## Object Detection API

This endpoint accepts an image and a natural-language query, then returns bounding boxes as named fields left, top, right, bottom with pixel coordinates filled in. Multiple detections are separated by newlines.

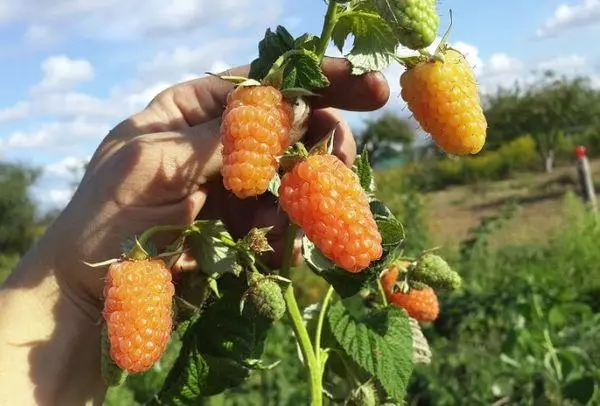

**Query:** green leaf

left=185, top=220, right=241, bottom=277
left=282, top=50, right=330, bottom=90
left=249, top=26, right=295, bottom=81
left=562, top=376, right=596, bottom=405
left=156, top=276, right=274, bottom=404
left=267, top=174, right=281, bottom=197
left=302, top=236, right=375, bottom=298
left=353, top=148, right=375, bottom=193
left=294, top=33, right=320, bottom=53
left=376, top=217, right=405, bottom=247
left=327, top=302, right=414, bottom=400
left=332, top=8, right=398, bottom=75
left=370, top=200, right=405, bottom=249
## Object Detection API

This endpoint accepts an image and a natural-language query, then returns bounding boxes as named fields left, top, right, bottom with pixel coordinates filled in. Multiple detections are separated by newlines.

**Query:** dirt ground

left=424, top=160, right=600, bottom=251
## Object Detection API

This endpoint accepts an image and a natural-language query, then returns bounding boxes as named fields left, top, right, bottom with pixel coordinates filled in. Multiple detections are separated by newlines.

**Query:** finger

left=313, top=57, right=390, bottom=111
left=303, top=108, right=357, bottom=167
left=117, top=57, right=388, bottom=136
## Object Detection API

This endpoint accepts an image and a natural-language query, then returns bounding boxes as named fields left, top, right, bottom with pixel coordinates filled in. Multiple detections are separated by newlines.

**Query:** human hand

left=37, top=57, right=390, bottom=316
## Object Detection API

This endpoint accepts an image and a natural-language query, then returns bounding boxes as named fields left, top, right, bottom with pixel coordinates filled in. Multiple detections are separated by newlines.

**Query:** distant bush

left=0, top=254, right=19, bottom=284
left=406, top=135, right=538, bottom=191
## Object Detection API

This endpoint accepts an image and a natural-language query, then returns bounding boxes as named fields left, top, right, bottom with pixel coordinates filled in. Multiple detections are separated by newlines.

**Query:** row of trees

left=357, top=71, right=600, bottom=173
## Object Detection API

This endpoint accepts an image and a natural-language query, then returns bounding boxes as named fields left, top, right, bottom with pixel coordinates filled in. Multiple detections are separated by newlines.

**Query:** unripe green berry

left=345, top=382, right=378, bottom=406
left=411, top=253, right=461, bottom=290
left=248, top=278, right=286, bottom=321
left=373, top=0, right=439, bottom=50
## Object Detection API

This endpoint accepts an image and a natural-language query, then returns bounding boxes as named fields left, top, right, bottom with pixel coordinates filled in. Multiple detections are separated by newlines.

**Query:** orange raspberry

left=221, top=85, right=293, bottom=198
left=279, top=154, right=383, bottom=273
left=381, top=267, right=439, bottom=322
left=400, top=48, right=487, bottom=155
left=102, top=259, right=174, bottom=373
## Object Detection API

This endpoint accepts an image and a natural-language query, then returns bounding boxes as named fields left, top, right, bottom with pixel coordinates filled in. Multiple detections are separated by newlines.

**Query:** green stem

left=316, top=1, right=340, bottom=60
left=284, top=285, right=322, bottom=405
left=280, top=224, right=299, bottom=278
left=314, top=285, right=335, bottom=366
left=137, top=224, right=187, bottom=246
left=280, top=222, right=321, bottom=405
left=377, top=277, right=389, bottom=306
left=543, top=329, right=563, bottom=382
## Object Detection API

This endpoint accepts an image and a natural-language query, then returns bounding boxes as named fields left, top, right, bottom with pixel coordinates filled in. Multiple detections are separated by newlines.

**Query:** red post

left=575, top=146, right=597, bottom=211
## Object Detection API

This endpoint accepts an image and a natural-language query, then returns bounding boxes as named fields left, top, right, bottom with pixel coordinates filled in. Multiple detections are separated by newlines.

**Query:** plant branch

left=284, top=285, right=322, bottom=405
left=316, top=1, right=340, bottom=60
left=314, top=285, right=335, bottom=366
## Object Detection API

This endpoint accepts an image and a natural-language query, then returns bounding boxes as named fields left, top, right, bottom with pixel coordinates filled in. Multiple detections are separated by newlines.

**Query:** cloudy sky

left=0, top=0, right=599, bottom=212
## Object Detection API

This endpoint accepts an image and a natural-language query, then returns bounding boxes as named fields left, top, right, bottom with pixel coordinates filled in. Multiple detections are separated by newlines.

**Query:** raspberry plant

left=91, top=1, right=485, bottom=404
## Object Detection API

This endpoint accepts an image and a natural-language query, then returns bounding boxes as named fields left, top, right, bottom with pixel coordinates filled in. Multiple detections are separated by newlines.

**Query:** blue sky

left=0, top=0, right=599, bottom=212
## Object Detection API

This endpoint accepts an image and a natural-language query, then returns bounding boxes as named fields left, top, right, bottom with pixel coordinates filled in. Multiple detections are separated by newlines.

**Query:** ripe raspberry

left=103, top=259, right=175, bottom=373
left=381, top=267, right=439, bottom=322
left=279, top=154, right=383, bottom=273
left=400, top=48, right=487, bottom=155
left=221, top=85, right=293, bottom=198
left=374, top=0, right=439, bottom=50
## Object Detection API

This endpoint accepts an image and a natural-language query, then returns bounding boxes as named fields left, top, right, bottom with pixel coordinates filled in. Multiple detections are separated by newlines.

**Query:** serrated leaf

left=353, top=149, right=375, bottom=193
left=185, top=220, right=241, bottom=277
left=328, top=302, right=413, bottom=400
left=409, top=317, right=431, bottom=365
left=332, top=9, right=398, bottom=74
left=156, top=276, right=274, bottom=403
left=282, top=50, right=330, bottom=90
left=249, top=26, right=295, bottom=81
left=294, top=33, right=320, bottom=52
left=376, top=217, right=405, bottom=247
left=370, top=199, right=394, bottom=218
left=302, top=236, right=375, bottom=298
left=369, top=200, right=405, bottom=249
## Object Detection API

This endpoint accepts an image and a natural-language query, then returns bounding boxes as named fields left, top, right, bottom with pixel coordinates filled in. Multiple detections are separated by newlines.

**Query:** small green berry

left=373, top=0, right=439, bottom=50
left=247, top=277, right=286, bottom=321
left=411, top=253, right=461, bottom=290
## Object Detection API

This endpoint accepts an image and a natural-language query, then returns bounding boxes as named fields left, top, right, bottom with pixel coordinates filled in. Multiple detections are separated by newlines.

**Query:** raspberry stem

left=316, top=1, right=340, bottom=60
left=314, top=285, right=334, bottom=366
left=280, top=222, right=323, bottom=405
left=283, top=284, right=322, bottom=405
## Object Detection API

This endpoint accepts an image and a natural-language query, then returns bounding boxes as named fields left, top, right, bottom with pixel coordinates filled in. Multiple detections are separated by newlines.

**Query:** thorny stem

left=280, top=222, right=322, bottom=405
left=316, top=1, right=340, bottom=60
left=314, top=285, right=335, bottom=366
left=284, top=285, right=322, bottom=405
left=280, top=224, right=299, bottom=278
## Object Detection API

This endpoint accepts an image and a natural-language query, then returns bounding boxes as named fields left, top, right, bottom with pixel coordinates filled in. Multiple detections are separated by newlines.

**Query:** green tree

left=484, top=73, right=600, bottom=172
left=357, top=113, right=414, bottom=165
left=0, top=162, right=39, bottom=254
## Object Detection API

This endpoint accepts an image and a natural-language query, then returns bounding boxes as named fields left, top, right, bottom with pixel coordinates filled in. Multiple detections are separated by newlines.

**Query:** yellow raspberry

left=400, top=49, right=487, bottom=155
left=221, top=86, right=293, bottom=198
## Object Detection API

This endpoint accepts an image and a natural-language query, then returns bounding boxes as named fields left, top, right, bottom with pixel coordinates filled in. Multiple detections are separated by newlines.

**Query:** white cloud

left=24, top=24, right=59, bottom=47
left=537, top=0, right=600, bottom=37
left=3, top=0, right=283, bottom=41
left=537, top=54, right=586, bottom=73
left=0, top=101, right=30, bottom=123
left=140, top=41, right=241, bottom=79
left=34, top=55, right=94, bottom=93
left=44, top=156, right=89, bottom=178
left=486, top=53, right=524, bottom=76
left=0, top=119, right=109, bottom=151
left=453, top=41, right=485, bottom=75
